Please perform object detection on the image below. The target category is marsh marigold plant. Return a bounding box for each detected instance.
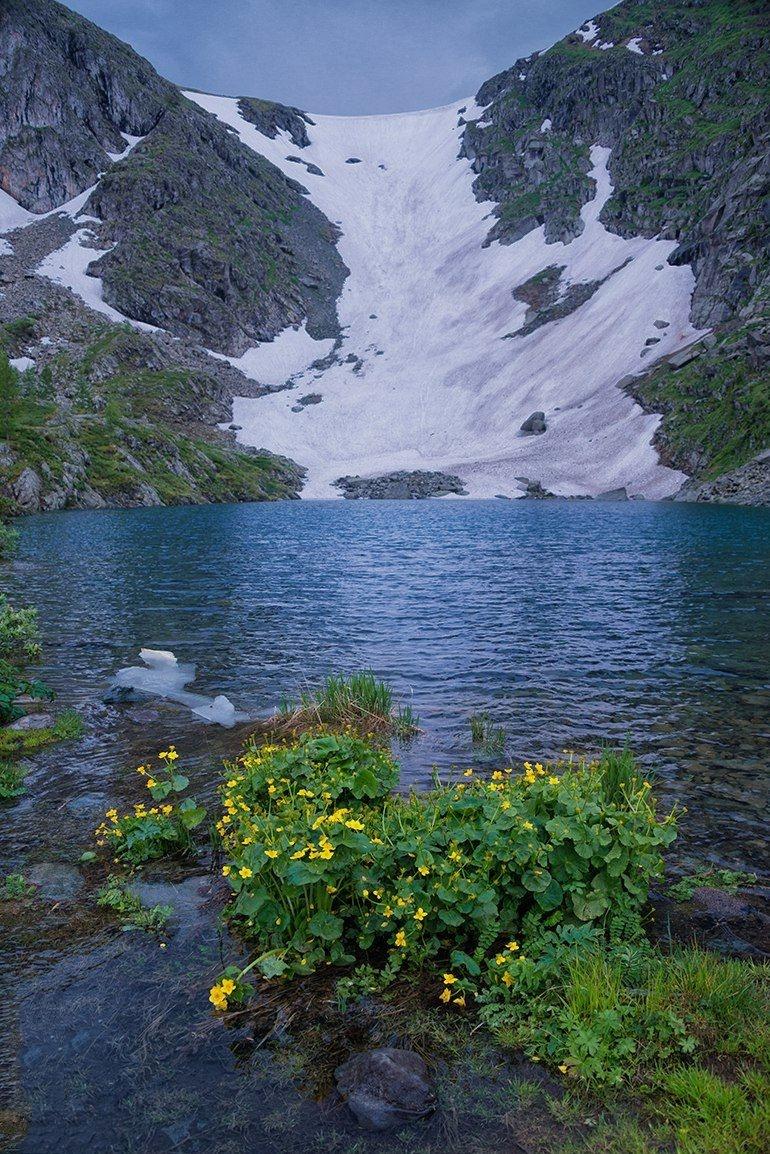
[213,734,677,994]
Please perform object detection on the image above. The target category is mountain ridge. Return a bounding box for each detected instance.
[0,0,768,511]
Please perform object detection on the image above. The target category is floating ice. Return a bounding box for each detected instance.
[112,648,247,727]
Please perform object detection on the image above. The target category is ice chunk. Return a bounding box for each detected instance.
[111,648,247,727]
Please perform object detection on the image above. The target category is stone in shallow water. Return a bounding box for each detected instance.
[335,1047,436,1130]
[26,862,84,902]
[8,713,54,730]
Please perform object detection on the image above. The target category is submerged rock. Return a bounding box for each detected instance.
[8,712,55,730]
[335,1047,436,1130]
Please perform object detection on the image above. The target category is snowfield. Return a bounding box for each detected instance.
[187,92,703,498]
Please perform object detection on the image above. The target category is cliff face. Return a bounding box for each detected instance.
[0,0,347,356]
[464,0,770,329]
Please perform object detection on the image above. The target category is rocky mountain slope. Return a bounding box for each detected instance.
[0,0,768,510]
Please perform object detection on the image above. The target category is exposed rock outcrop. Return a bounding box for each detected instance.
[333,470,468,499]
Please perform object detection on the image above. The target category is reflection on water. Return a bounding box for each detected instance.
[2,498,769,1153]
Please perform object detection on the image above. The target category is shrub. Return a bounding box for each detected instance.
[94,747,206,866]
[216,739,676,990]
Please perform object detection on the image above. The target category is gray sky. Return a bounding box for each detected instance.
[65,1,599,114]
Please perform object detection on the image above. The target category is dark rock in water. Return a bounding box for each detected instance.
[520,410,547,435]
[346,157,362,164]
[335,1047,436,1131]
[334,470,468,500]
[650,887,770,959]
[103,685,153,705]
[8,712,55,731]
[654,319,670,329]
[644,337,661,346]
[26,862,84,902]
[595,487,629,501]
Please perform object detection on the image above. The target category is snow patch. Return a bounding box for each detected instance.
[627,37,644,55]
[106,132,145,162]
[0,184,98,238]
[575,20,598,42]
[207,323,334,387]
[186,89,703,501]
[112,649,246,728]
[36,227,158,332]
[540,118,552,133]
[9,356,35,372]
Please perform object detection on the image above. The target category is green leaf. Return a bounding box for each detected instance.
[450,950,481,977]
[308,911,344,941]
[170,773,189,792]
[522,869,552,893]
[177,798,206,829]
[534,876,564,911]
[258,954,288,979]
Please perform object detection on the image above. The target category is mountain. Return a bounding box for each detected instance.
[0,0,768,512]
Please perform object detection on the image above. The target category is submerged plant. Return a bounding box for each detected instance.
[669,867,758,903]
[0,759,26,800]
[469,711,507,754]
[97,881,172,933]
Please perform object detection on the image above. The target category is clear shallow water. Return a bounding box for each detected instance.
[2,498,770,1154]
[6,497,770,866]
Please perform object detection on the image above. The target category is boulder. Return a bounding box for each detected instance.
[335,1048,436,1130]
[8,712,55,731]
[595,487,628,501]
[520,410,547,434]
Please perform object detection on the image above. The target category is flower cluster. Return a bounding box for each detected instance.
[94,750,206,866]
[213,735,676,992]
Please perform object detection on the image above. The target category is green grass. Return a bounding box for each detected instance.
[651,1066,770,1154]
[0,709,84,758]
[273,671,419,739]
[0,760,26,800]
[1,873,36,900]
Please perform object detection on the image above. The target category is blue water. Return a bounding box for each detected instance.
[8,498,770,865]
[3,497,770,1154]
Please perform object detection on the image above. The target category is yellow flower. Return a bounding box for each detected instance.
[522,821,534,832]
[264,849,279,859]
[452,995,466,1007]
[495,954,506,966]
[209,985,228,1010]
[442,973,457,985]
[502,971,513,987]
[500,800,511,811]
[439,988,452,1003]
[463,769,474,777]
[290,848,308,860]
[548,776,560,786]
[146,778,157,789]
[383,905,394,918]
[395,930,407,948]
[345,819,365,831]
[221,978,236,995]
[326,885,337,894]
[507,941,520,952]
[222,865,231,876]
[558,1064,568,1074]
[413,907,427,922]
[239,867,253,879]
[417,865,430,876]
